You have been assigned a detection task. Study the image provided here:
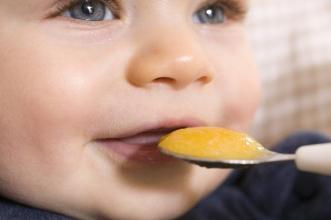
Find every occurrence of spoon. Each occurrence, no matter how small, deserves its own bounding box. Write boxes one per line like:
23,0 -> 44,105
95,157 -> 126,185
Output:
158,127 -> 331,175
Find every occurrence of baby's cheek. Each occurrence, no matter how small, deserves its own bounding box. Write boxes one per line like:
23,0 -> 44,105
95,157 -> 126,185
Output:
212,61 -> 260,131
223,74 -> 261,131
0,73 -> 97,204
0,42 -> 98,180
200,30 -> 261,131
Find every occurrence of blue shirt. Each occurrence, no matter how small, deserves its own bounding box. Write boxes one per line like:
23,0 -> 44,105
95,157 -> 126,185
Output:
1,132 -> 331,220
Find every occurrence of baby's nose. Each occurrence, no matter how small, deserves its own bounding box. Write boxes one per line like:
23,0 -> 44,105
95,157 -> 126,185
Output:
126,34 -> 214,89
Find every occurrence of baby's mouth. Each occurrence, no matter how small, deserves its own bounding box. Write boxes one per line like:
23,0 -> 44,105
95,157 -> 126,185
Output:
96,127 -> 184,164
95,119 -> 205,164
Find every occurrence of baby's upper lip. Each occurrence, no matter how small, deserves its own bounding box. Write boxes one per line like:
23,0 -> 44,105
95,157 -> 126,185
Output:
99,118 -> 206,140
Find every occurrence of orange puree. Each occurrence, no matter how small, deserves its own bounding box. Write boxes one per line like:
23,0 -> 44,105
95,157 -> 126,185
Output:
158,127 -> 265,160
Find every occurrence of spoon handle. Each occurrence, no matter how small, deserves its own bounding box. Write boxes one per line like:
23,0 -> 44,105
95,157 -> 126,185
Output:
295,143 -> 331,175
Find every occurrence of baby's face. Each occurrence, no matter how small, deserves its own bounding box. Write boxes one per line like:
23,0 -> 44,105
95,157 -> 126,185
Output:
0,0 -> 260,219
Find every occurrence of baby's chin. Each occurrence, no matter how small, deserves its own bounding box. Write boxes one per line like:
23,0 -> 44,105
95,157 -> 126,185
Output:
74,165 -> 229,220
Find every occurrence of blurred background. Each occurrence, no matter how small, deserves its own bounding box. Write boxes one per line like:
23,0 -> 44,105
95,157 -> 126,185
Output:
247,0 -> 331,146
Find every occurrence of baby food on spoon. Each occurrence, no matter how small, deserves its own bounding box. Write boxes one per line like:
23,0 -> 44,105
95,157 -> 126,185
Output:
158,127 -> 265,161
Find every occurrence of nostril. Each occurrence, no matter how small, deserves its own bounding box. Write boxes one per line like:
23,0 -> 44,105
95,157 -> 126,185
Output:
153,77 -> 176,84
197,75 -> 211,84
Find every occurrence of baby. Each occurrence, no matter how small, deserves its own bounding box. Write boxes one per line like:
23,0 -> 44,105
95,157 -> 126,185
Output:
0,0 -> 271,219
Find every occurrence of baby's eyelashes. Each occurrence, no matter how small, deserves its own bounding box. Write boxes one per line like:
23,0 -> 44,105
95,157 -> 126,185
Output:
62,0 -> 114,21
195,0 -> 248,23
50,0 -> 121,21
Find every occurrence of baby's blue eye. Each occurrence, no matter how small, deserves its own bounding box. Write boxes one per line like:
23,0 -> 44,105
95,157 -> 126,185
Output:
193,5 -> 225,25
62,0 -> 114,21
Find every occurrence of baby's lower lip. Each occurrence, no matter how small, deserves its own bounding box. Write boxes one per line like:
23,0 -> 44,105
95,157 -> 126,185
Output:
96,131 -> 177,164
